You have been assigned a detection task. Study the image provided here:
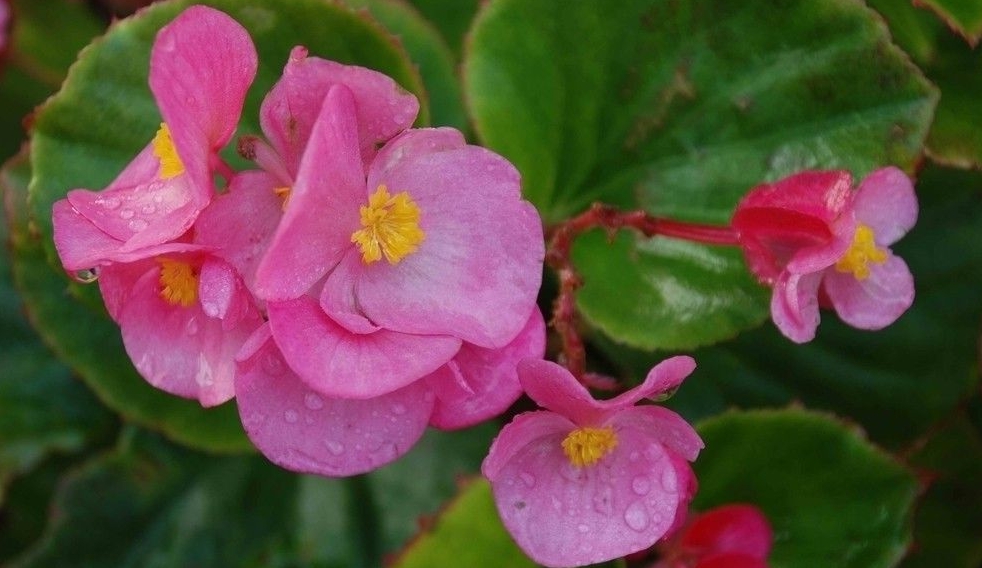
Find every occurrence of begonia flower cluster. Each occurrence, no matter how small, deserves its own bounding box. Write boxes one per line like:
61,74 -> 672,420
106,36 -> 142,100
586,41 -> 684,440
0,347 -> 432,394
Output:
51,6 -> 545,476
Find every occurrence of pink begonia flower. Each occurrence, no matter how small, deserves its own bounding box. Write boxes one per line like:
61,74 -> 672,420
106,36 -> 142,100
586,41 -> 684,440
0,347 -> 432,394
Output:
97,251 -> 263,406
732,167 -> 916,342
52,5 -> 256,272
234,310 -> 544,477
195,48 -> 418,295
483,358 -> 703,568
252,83 -> 543,400
652,504 -> 773,568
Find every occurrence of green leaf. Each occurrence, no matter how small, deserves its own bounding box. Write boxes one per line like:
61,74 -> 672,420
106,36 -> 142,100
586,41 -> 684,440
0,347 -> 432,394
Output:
345,0 -> 468,131
466,0 -> 936,349
5,151 -> 252,452
913,0 -> 982,46
900,409 -> 982,568
22,0 -> 427,452
599,165 -> 982,448
390,478 -> 537,568
868,0 -> 982,169
406,0 -> 480,56
694,409 -> 919,568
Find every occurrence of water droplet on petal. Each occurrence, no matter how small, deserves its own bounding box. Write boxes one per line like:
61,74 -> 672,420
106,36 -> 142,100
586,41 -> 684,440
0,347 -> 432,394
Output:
98,197 -> 120,210
324,440 -> 344,456
660,466 -> 678,492
376,442 -> 398,461
577,524 -> 590,534
519,472 -> 536,488
153,193 -> 165,204
141,204 -> 156,215
391,403 -> 406,415
284,409 -> 298,423
632,476 -> 651,496
119,208 -> 135,219
128,219 -> 148,232
623,502 -> 650,532
185,318 -> 198,335
304,393 -> 324,410
72,268 -> 99,283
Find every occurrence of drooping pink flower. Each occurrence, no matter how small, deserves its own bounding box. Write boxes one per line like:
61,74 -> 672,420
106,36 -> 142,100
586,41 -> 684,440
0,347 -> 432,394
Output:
252,83 -> 544,400
97,250 -> 263,406
732,167 -> 916,342
652,504 -> 773,568
52,5 -> 257,272
482,358 -> 703,568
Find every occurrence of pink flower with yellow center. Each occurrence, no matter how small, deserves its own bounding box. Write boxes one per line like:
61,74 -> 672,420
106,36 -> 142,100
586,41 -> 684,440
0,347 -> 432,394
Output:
483,358 -> 703,568
52,6 -> 257,272
732,167 -> 917,342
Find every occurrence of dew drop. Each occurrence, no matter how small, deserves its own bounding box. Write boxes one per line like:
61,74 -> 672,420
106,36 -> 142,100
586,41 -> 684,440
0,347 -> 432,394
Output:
519,472 -> 536,488
577,523 -> 590,534
304,416 -> 314,425
623,502 -> 650,532
72,268 -> 99,283
324,440 -> 344,456
128,219 -> 149,232
185,318 -> 198,336
631,476 -> 651,496
390,403 -> 406,415
119,208 -> 135,219
284,409 -> 298,423
98,197 -> 120,210
141,204 -> 156,215
660,467 -> 678,492
304,393 -> 324,410
153,193 -> 165,204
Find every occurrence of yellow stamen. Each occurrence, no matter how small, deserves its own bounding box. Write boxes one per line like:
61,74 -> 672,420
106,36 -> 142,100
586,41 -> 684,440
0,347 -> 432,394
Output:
152,123 -> 185,179
274,186 -> 292,211
835,224 -> 888,280
158,258 -> 198,307
562,427 -> 618,468
351,185 -> 425,264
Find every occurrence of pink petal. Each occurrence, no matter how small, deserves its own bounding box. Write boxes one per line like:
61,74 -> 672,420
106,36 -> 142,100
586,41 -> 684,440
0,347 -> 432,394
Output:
197,257 -> 256,329
681,504 -> 773,560
254,85 -> 364,301
118,262 -> 261,406
97,257 -> 157,321
518,359 -> 604,425
355,129 -> 544,347
235,326 -> 434,477
608,406 -> 704,462
427,309 -> 546,430
486,418 -> 688,567
53,199 -> 128,271
663,453 -> 699,539
853,166 -> 918,245
599,356 -> 696,411
194,170 -> 282,296
149,5 -> 257,200
319,250 -> 383,334
266,296 -> 460,399
260,46 -> 419,173
481,411 -> 575,485
823,254 -> 914,329
770,271 -> 822,343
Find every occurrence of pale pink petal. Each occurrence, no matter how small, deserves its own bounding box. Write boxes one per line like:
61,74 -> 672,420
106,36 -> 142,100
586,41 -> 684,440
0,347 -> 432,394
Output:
118,264 -> 260,406
608,406 -> 703,462
599,356 -> 696,411
663,453 -> 698,539
486,420 -> 686,567
197,257 -> 256,329
319,250 -> 382,334
254,85 -> 364,301
194,170 -> 282,296
481,411 -> 574,481
149,5 -> 257,200
427,309 -> 546,430
108,144 -> 162,189
266,296 -> 460,399
853,166 -> 918,245
518,359 -> 604,426
368,128 -> 467,184
260,46 -> 419,172
235,327 -> 434,477
355,131 -> 544,347
770,271 -> 822,343
823,254 -> 914,329
97,258 -> 156,321
785,211 -> 855,275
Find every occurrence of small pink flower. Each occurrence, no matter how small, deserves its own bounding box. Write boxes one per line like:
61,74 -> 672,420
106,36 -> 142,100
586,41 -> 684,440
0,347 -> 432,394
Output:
653,504 -> 773,568
53,6 -> 257,271
482,358 -> 703,568
732,167 -> 917,342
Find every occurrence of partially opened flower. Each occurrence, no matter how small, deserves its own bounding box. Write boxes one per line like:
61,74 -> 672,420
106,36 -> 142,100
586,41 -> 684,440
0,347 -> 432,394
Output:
653,504 -> 773,568
253,83 -> 544,400
53,5 -> 257,272
732,167 -> 916,342
483,358 -> 703,568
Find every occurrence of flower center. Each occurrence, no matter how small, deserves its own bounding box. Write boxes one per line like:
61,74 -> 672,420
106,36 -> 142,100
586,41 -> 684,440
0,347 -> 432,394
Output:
152,123 -> 185,179
351,185 -> 425,265
562,426 -> 618,468
835,224 -> 888,280
158,258 -> 198,307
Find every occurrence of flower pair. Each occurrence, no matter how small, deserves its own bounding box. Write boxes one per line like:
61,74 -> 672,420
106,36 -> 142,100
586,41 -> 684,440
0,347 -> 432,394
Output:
51,6 -> 545,476
732,167 -> 917,343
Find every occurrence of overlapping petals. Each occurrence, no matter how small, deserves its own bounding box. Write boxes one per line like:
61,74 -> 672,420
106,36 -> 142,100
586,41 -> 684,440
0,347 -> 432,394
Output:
483,359 -> 702,568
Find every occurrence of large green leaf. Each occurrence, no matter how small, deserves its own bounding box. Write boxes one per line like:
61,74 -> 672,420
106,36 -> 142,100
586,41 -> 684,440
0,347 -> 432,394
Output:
694,409 -> 919,568
466,0 -> 936,350
406,0 -> 480,56
601,165 -> 982,448
913,0 -> 982,46
22,0 -> 427,452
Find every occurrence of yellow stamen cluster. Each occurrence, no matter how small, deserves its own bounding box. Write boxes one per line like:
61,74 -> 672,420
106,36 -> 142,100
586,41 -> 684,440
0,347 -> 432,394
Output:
152,123 -> 186,179
351,185 -> 425,265
158,258 -> 198,307
561,426 -> 618,468
835,224 -> 888,280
